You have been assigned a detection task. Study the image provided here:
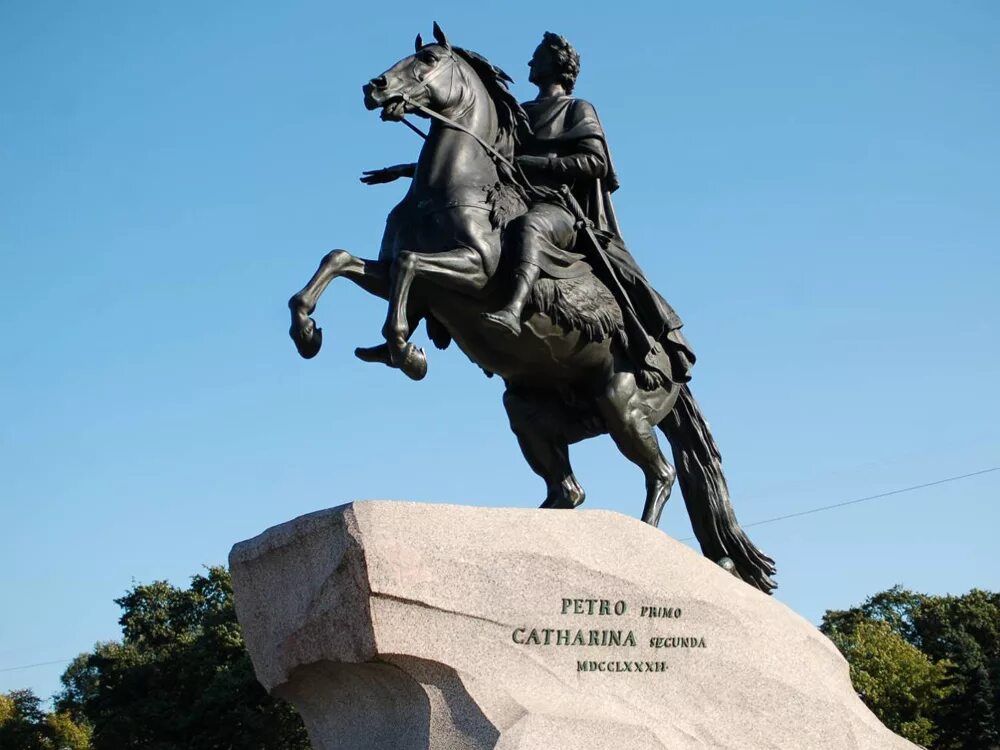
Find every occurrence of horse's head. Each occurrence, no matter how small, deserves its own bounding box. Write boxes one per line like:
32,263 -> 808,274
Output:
363,23 -> 473,121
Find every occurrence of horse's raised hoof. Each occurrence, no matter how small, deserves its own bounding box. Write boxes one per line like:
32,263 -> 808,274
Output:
289,317 -> 323,359
354,343 -> 392,365
392,343 -> 427,381
481,309 -> 521,337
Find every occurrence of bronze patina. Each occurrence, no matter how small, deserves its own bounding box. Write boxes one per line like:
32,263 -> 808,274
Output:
288,25 -> 776,593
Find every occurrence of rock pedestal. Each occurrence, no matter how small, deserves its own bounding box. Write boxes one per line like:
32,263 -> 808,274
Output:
229,501 -> 917,749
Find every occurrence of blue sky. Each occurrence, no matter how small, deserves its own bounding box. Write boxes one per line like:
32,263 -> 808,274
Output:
2,1 -> 998,702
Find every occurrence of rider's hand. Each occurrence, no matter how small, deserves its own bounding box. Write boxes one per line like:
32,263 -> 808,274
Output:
360,163 -> 414,185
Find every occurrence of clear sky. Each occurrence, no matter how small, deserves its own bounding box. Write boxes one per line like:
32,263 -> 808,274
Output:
2,1 -> 998,703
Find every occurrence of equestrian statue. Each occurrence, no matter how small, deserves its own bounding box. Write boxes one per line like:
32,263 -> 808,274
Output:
287,24 -> 777,593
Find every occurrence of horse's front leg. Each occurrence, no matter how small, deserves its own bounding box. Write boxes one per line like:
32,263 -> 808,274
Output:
382,246 -> 488,379
289,249 -> 389,359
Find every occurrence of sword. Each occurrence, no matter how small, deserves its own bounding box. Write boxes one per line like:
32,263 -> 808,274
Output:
556,186 -> 646,337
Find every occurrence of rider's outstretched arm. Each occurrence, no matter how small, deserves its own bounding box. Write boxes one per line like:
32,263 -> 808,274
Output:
360,163 -> 417,185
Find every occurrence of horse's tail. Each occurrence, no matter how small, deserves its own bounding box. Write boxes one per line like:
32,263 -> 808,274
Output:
659,385 -> 777,593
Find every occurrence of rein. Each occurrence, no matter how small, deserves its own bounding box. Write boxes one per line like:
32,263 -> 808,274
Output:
394,91 -> 557,214
390,87 -> 640,330
397,93 -> 517,172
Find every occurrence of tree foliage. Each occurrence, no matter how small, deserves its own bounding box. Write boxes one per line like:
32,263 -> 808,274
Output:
55,566 -> 309,750
823,586 -> 1000,750
0,689 -> 91,750
826,619 -> 951,745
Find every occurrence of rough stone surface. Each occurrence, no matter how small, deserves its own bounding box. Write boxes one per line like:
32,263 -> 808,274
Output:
230,501 -> 918,750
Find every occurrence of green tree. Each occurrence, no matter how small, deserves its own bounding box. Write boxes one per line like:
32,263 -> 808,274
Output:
56,566 -> 309,750
826,619 -> 952,746
0,690 -> 49,750
823,587 -> 1000,750
821,585 -> 926,645
46,711 -> 93,750
0,689 -> 91,750
0,693 -> 15,724
914,591 -> 1000,750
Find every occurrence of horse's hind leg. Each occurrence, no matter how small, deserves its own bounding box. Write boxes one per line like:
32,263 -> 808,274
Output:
503,389 -> 599,510
597,372 -> 678,527
288,250 -> 389,359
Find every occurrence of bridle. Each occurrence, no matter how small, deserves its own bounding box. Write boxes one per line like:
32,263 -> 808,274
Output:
380,48 -> 568,212
384,48 -> 517,172
377,44 -> 639,329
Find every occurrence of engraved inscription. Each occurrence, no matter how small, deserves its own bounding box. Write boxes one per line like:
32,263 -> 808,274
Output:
509,597 -> 708,675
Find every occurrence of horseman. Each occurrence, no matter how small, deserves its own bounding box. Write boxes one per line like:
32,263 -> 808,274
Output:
485,32 -> 693,387
290,26 -> 777,592
363,31 -> 694,387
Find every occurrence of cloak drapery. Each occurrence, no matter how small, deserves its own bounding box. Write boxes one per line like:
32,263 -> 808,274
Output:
519,96 -> 695,382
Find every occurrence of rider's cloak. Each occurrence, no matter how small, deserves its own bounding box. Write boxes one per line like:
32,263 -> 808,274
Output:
521,95 -> 695,381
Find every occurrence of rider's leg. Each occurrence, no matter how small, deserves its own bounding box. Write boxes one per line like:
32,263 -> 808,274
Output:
596,371 -> 677,527
482,203 -> 577,337
482,263 -> 540,336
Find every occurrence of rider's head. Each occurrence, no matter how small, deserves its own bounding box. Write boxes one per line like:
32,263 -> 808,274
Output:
529,32 -> 580,94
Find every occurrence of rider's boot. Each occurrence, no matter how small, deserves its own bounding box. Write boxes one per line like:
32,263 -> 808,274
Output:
481,264 -> 539,337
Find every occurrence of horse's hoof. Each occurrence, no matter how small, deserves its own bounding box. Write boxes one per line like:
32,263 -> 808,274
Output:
541,484 -> 585,510
394,343 -> 427,381
481,310 -> 521,337
354,343 -> 391,365
717,557 -> 738,577
290,319 -> 323,359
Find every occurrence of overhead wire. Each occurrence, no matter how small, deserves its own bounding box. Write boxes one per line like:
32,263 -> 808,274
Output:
678,466 -> 998,541
1,466 -> 997,675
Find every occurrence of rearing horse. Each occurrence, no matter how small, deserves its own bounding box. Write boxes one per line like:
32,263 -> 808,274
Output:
288,25 -> 777,593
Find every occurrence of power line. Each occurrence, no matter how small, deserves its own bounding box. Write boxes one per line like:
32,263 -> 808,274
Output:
1,467 -> 997,676
0,658 -> 74,674
680,466 -> 999,541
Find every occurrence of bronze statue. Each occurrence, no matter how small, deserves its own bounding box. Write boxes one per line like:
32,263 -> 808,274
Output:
288,25 -> 776,592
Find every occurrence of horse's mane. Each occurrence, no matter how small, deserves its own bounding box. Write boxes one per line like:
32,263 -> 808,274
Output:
452,47 -> 530,160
